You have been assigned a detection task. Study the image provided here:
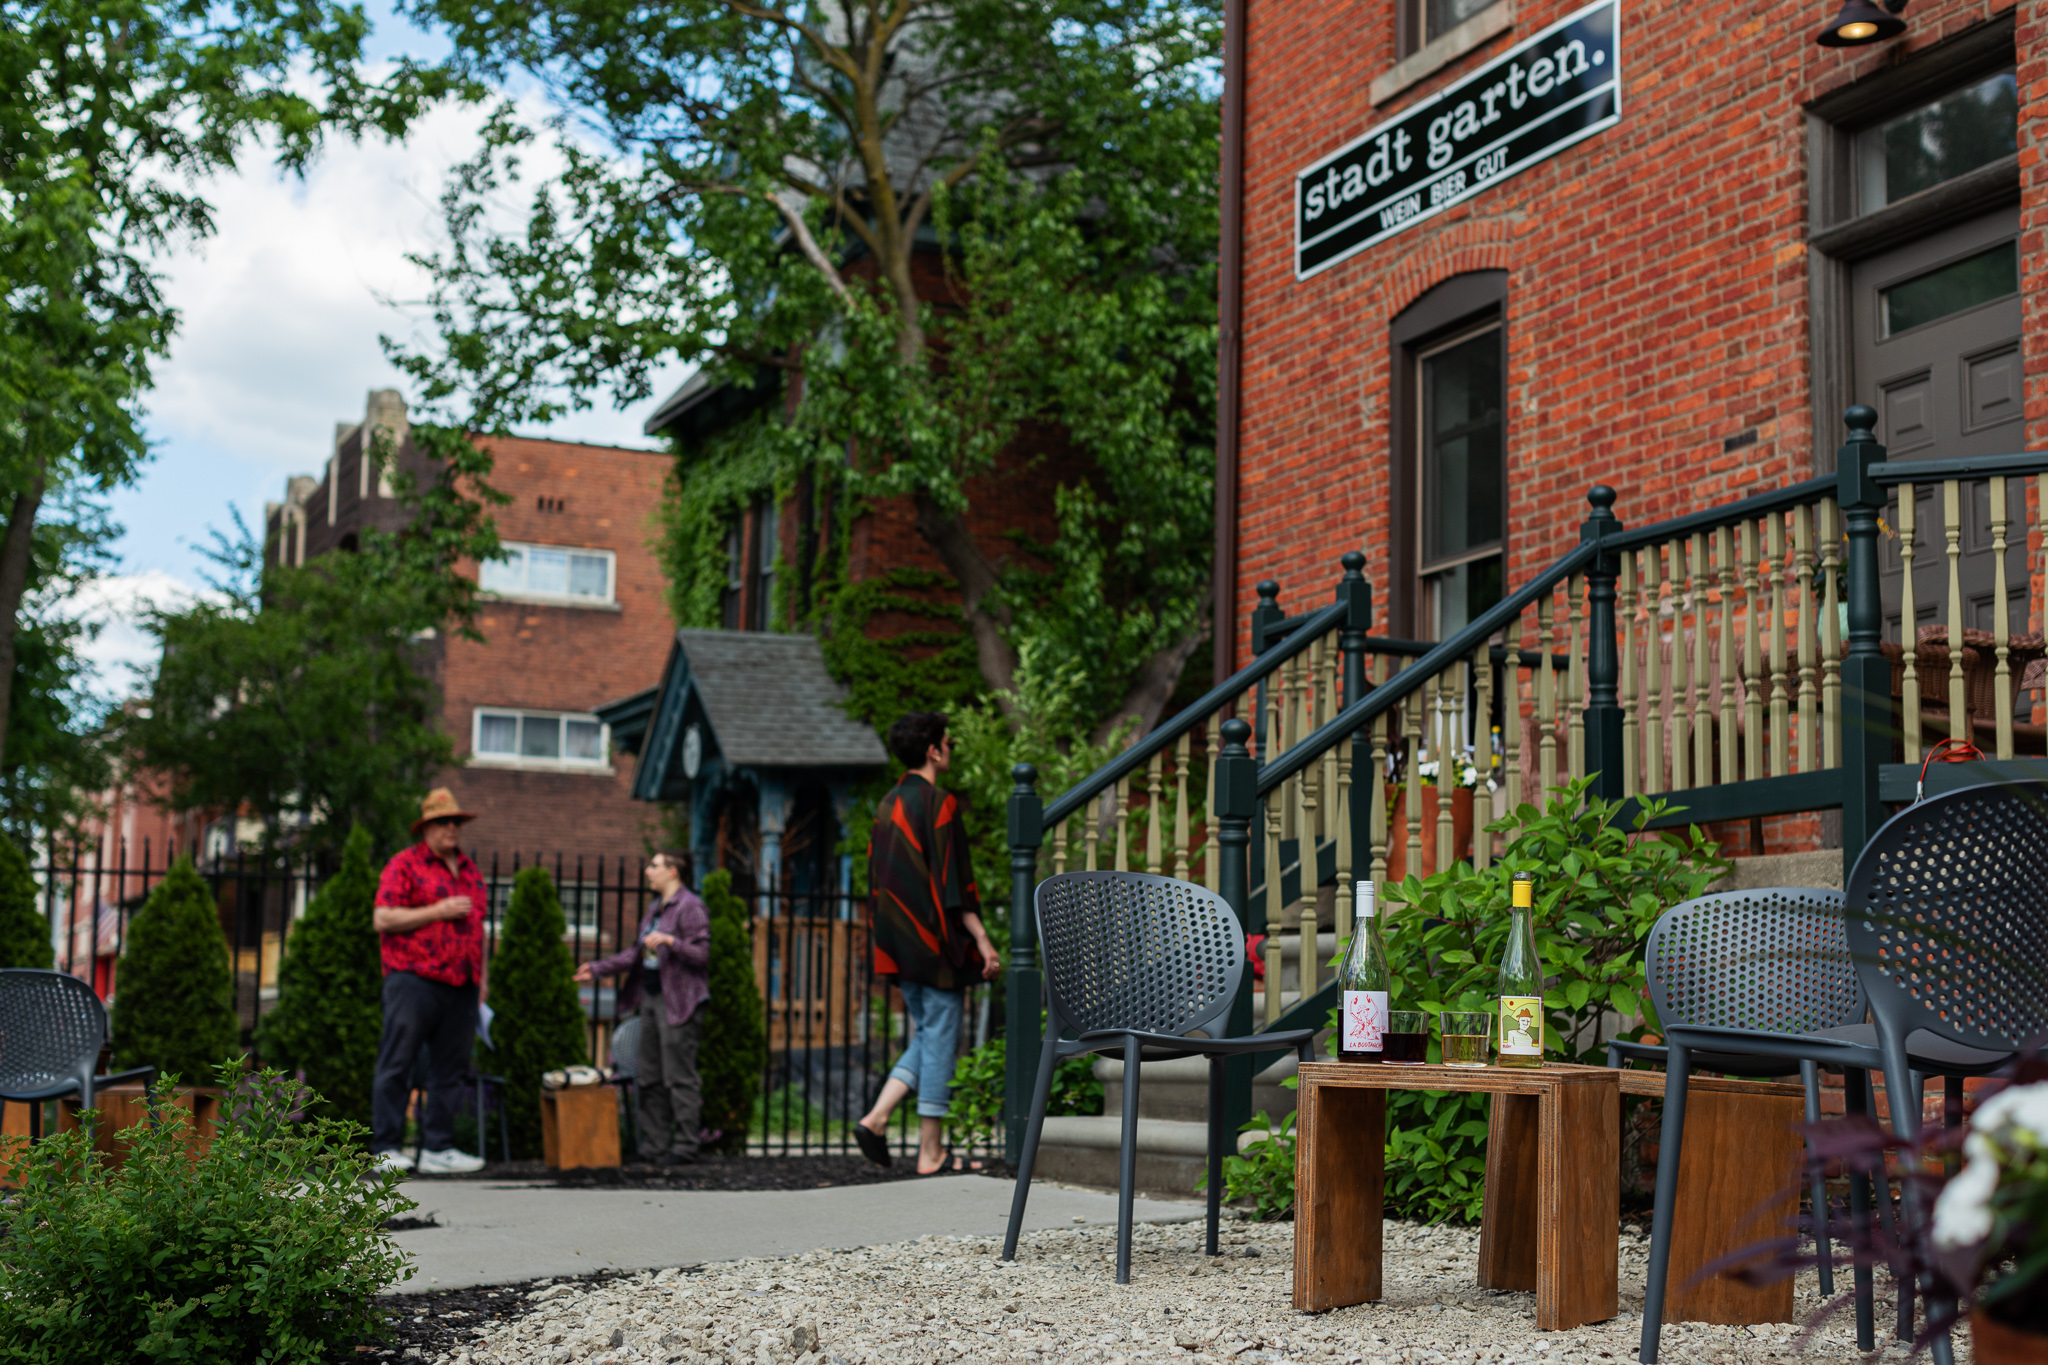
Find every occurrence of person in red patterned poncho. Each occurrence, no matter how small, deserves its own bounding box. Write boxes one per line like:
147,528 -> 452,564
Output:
368,788 -> 490,1175
852,712 -> 1000,1174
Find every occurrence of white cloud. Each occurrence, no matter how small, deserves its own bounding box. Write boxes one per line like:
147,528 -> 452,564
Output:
65,571 -> 222,703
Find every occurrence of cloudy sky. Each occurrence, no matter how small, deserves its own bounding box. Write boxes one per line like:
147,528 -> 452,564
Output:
85,4 -> 688,697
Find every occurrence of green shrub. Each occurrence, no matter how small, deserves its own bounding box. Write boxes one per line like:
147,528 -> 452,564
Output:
0,835 -> 50,968
256,825 -> 382,1130
0,1062 -> 413,1362
700,870 -> 764,1154
944,1033 -> 1103,1150
111,856 -> 239,1079
1366,777 -> 1729,1222
486,866 -> 587,1158
1197,1111 -> 1297,1222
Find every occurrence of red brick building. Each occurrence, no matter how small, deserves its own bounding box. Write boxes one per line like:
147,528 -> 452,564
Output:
1222,0 -> 2032,655
266,390 -> 676,869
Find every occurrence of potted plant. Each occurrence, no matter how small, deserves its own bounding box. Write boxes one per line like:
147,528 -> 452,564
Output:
1384,752 -> 1485,882
1722,1055 -> 2048,1361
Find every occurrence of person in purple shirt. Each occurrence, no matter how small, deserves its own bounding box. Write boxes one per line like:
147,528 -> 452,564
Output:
576,851 -> 710,1164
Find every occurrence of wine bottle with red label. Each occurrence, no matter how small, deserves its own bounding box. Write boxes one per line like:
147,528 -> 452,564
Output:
1338,880 -> 1388,1062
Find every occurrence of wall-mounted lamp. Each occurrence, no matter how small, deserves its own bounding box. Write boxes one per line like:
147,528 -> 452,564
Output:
1815,0 -> 1908,47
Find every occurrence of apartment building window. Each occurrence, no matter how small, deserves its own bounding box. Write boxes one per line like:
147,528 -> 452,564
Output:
721,524 -> 744,629
1389,271 -> 1508,639
1399,0 -> 1503,56
479,542 -> 615,604
750,498 -> 776,631
472,708 -> 610,769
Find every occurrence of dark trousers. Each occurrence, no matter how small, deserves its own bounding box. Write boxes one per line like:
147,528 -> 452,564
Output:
637,994 -> 702,1160
372,970 -> 477,1153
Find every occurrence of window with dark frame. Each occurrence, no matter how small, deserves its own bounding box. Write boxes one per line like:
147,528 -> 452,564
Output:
1399,0 -> 1504,57
749,498 -> 776,631
721,523 -> 744,629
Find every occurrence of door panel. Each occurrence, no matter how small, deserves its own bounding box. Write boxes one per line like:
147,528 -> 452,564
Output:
1855,209 -> 2024,641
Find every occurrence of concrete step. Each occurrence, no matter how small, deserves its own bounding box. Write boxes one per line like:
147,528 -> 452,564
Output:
1096,1053 -> 1302,1123
1032,1116 -> 1268,1200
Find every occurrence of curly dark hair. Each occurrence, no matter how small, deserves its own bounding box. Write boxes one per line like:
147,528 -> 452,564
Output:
886,711 -> 950,770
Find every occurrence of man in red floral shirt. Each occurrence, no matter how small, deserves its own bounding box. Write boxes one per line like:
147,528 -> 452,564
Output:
370,788 -> 490,1175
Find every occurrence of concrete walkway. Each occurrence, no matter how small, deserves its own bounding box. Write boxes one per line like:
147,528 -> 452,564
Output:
386,1176 -> 1207,1291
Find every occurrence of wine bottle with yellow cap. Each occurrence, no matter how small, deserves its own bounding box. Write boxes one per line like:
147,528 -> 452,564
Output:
1496,872 -> 1544,1068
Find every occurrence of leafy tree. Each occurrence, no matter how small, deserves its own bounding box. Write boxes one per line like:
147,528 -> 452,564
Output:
256,826 -> 383,1130
395,0 -> 1221,743
0,834 -> 48,968
487,865 -> 587,1158
127,437 -> 504,857
110,857 -> 239,1082
698,869 -> 764,1154
0,0 -> 444,775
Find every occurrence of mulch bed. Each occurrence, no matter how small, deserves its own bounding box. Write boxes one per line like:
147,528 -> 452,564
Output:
408,1152 -> 1011,1191
341,1267 -> 648,1361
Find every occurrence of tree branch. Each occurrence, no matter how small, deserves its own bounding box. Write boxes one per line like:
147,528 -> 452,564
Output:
769,190 -> 854,309
1089,574 -> 1216,748
911,488 -> 1019,709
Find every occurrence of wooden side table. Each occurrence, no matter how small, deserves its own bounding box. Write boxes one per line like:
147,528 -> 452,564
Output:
58,1084 -> 223,1169
1293,1060 -> 1620,1331
541,1084 -> 621,1170
1611,1067 -> 1803,1326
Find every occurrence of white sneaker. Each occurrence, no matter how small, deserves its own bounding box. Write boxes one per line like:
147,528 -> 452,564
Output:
373,1149 -> 415,1174
417,1148 -> 485,1175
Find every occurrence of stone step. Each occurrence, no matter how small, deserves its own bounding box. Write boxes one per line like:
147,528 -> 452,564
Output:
1031,1116 -> 1268,1200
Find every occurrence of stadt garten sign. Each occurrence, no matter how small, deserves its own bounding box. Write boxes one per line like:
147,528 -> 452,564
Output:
1294,0 -> 1620,278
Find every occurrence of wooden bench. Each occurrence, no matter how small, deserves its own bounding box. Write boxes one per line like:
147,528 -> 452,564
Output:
1292,1061 -> 1804,1331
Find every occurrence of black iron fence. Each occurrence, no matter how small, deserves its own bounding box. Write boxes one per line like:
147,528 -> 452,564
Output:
37,843 -> 988,1161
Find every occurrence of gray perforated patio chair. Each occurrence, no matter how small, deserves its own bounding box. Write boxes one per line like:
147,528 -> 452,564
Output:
0,968 -> 155,1143
1614,889 -> 1876,1353
1000,871 -> 1316,1283
1640,782 -> 2048,1365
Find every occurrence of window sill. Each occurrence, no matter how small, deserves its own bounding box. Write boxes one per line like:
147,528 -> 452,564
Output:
465,756 -> 618,776
1371,1 -> 1515,107
477,592 -> 622,612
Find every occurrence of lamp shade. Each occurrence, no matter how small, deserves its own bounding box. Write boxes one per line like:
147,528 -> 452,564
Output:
1815,0 -> 1906,46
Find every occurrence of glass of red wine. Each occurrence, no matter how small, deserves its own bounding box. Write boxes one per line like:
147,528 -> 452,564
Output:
1383,1010 -> 1430,1064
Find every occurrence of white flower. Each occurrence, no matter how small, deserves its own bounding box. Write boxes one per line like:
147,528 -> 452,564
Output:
1970,1080 -> 2048,1146
1933,1140 -> 2000,1249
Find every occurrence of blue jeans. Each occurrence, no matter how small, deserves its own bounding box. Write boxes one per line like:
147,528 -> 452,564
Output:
889,981 -> 964,1118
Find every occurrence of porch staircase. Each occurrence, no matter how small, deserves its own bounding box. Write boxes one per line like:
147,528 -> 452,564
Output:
1030,928 -> 1334,1197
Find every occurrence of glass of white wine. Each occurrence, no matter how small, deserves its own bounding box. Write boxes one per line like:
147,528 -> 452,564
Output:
1439,1010 -> 1492,1067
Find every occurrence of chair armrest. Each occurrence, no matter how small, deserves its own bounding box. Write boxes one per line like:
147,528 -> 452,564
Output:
1076,1027 -> 1318,1057
1605,1041 -> 1666,1069
0,1080 -> 84,1104
94,1066 -> 156,1089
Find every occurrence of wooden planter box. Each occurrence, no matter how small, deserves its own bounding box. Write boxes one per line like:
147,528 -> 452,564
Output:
2,1085 -> 221,1180
540,1084 -> 620,1170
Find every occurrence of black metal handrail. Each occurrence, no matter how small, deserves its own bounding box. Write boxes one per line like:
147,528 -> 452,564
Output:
1867,451 -> 2048,483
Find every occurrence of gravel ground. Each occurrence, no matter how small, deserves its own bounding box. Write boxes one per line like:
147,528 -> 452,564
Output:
376,1217 -> 1954,1364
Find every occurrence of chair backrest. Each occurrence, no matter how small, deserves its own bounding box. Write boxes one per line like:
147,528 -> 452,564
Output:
1035,871 -> 1244,1040
1845,779 -> 2048,1051
0,969 -> 106,1098
1645,888 -> 1866,1034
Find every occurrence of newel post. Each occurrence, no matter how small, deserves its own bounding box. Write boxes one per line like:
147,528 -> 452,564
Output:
1002,762 -> 1043,1165
1836,405 -> 1892,882
1581,486 -> 1625,803
1214,718 -> 1259,1137
1336,552 -> 1374,879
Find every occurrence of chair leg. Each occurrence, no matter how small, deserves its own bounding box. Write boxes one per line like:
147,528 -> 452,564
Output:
1205,1055 -> 1225,1256
1115,1036 -> 1142,1285
1845,1069 -> 1875,1352
476,1076 -> 487,1163
496,1082 -> 510,1164
1639,1041 -> 1691,1365
1800,1060 -> 1832,1299
1001,1035 -> 1063,1262
1881,1035 -> 1954,1363
1943,1074 -> 1964,1129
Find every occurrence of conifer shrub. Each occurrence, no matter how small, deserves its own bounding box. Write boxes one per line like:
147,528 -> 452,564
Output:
257,826 -> 382,1129
0,835 -> 50,968
699,870 -> 763,1155
0,1063 -> 413,1361
111,856 -> 239,1080
487,865 -> 587,1157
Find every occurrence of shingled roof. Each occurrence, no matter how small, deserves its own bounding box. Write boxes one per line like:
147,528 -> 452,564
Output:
674,629 -> 883,767
597,629 -> 887,801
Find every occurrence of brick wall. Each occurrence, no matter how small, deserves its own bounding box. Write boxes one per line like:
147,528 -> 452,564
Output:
432,434 -> 678,867
1232,0 -> 2031,657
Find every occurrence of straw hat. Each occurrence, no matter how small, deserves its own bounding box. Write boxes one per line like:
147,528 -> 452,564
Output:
411,787 -> 478,837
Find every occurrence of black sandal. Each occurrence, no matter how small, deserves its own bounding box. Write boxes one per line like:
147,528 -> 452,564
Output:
853,1122 -> 892,1168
